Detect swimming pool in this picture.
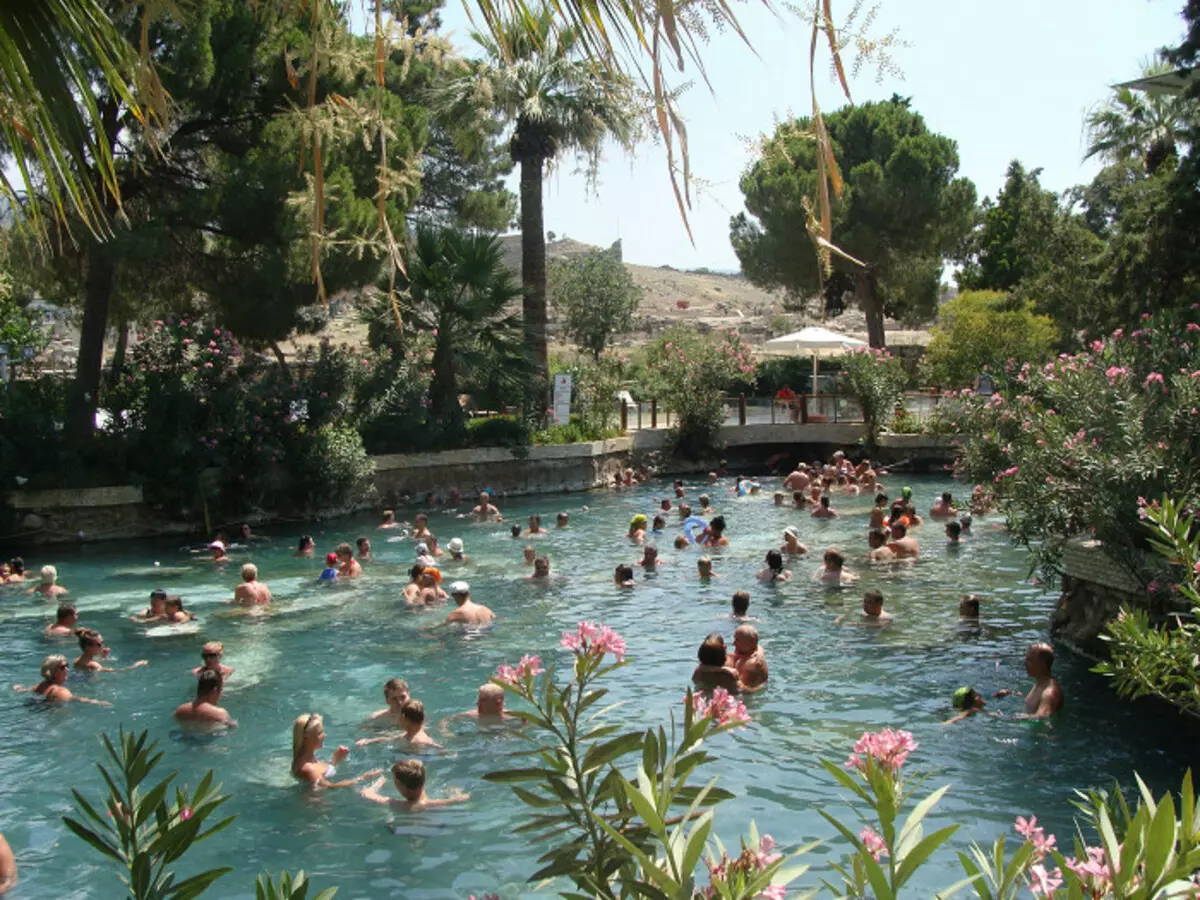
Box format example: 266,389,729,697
1,474,1195,898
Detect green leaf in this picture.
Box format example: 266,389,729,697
581,732,644,773
895,824,959,888
61,816,123,862
167,866,233,900
898,784,950,849
1144,786,1177,884
681,810,713,878
484,768,562,783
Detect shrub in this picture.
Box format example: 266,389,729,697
952,306,1200,581
838,348,908,452
465,415,529,448
556,350,627,435
640,327,756,459
549,248,643,359
922,290,1058,389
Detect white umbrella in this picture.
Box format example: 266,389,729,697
763,326,868,392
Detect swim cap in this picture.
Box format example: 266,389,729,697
447,538,464,553
952,686,974,710
209,540,225,551
901,486,912,500
325,552,338,565
449,580,470,596
630,514,647,529
783,526,800,539
415,542,429,555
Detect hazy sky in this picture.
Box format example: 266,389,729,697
434,0,1188,270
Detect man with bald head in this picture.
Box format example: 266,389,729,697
729,624,768,693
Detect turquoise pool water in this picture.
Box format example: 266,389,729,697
1,474,1196,898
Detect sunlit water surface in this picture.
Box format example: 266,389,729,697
1,475,1196,898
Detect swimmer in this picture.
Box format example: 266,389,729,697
675,485,686,498
292,713,381,788
995,643,1064,719
30,565,67,597
945,520,963,545
528,556,551,580
14,655,110,705
673,535,689,550
930,491,958,519
697,556,720,580
522,545,537,567
614,564,636,588
357,537,373,561
757,549,791,583
163,595,196,623
637,545,665,571
472,492,501,521
707,471,718,485
238,522,268,543
132,588,169,622
446,537,469,562
425,533,446,558
380,510,400,530
233,563,272,605
295,535,316,558
815,548,858,585
510,524,522,540
5,557,25,583
697,494,715,515
396,699,442,748
943,686,987,725
318,552,339,583
692,634,740,692
960,514,973,534
651,514,666,533
361,678,411,730
959,594,981,620
781,526,809,556
192,641,234,679
629,514,648,543
73,628,148,672
525,514,548,536
868,494,888,530
413,569,445,606
208,540,228,562
359,759,469,810
730,591,757,621
729,624,768,692
773,491,786,507
678,503,693,521
887,522,920,559
836,589,893,626
703,516,729,548
174,670,236,728
435,581,494,627
792,491,807,509
783,466,810,491
45,602,79,637
867,528,896,562
336,542,363,578
440,683,512,732
411,513,431,541
0,831,15,895
811,496,838,519
660,498,672,512
556,512,569,528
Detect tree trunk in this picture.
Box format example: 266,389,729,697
857,271,887,349
110,319,129,379
269,340,292,381
68,245,115,438
519,153,549,415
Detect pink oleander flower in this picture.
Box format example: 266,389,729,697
755,834,781,869
845,728,918,774
1028,864,1063,897
758,886,786,900
860,827,888,861
179,807,193,821
1144,372,1167,392
1065,846,1112,889
1014,815,1057,860
561,621,626,661
692,688,751,727
468,894,500,900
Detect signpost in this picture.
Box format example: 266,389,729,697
552,373,572,425
975,372,995,397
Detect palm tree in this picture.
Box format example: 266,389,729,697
435,9,641,411
1085,54,1194,173
401,227,527,432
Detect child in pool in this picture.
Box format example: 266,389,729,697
943,686,987,725
359,759,469,810
398,699,442,748
163,595,196,622
318,552,339,583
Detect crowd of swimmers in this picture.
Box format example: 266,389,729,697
4,449,1062,887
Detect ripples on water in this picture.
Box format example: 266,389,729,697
1,474,1197,897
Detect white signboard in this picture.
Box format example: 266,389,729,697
552,373,572,425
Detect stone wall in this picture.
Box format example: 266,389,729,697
3,485,190,545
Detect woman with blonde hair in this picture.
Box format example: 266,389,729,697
291,713,380,788
13,655,110,705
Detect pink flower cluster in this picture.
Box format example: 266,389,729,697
560,621,626,661
1144,371,1167,393
494,655,544,685
692,688,751,727
1015,815,1065,896
859,827,887,861
702,834,781,898
844,728,918,774
1014,815,1057,859
1064,845,1113,892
